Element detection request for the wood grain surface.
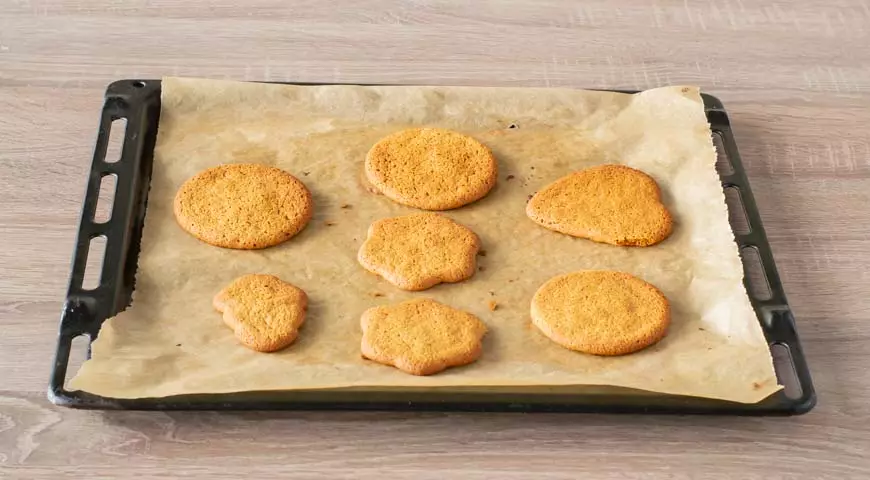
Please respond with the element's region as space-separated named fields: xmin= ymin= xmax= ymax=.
xmin=1 ymin=1 xmax=869 ymax=478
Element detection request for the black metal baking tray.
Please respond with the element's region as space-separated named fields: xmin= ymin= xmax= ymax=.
xmin=48 ymin=80 xmax=816 ymax=414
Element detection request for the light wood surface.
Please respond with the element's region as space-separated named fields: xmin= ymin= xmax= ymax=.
xmin=2 ymin=1 xmax=869 ymax=478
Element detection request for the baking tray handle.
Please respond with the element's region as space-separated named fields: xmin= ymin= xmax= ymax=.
xmin=703 ymin=95 xmax=816 ymax=414
xmin=49 ymin=80 xmax=161 ymax=402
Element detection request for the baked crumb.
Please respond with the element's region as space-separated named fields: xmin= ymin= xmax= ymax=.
xmin=487 ymin=300 xmax=498 ymax=311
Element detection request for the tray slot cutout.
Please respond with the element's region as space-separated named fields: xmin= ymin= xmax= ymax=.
xmin=104 ymin=118 xmax=127 ymax=164
xmin=771 ymin=343 xmax=803 ymax=399
xmin=740 ymin=246 xmax=772 ymax=301
xmin=724 ymin=186 xmax=751 ymax=235
xmin=93 ymin=173 xmax=117 ymax=223
xmin=82 ymin=235 xmax=107 ymax=290
xmin=63 ymin=334 xmax=91 ymax=388
xmin=712 ymin=132 xmax=734 ymax=176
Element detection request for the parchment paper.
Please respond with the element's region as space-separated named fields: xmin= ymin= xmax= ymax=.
xmin=71 ymin=77 xmax=779 ymax=403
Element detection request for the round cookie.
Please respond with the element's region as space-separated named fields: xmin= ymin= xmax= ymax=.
xmin=357 ymin=212 xmax=480 ymax=291
xmin=360 ymin=298 xmax=487 ymax=375
xmin=174 ymin=163 xmax=313 ymax=249
xmin=531 ymin=271 xmax=670 ymax=356
xmin=365 ymin=128 xmax=498 ymax=210
xmin=213 ymin=274 xmax=308 ymax=353
xmin=526 ymin=164 xmax=673 ymax=247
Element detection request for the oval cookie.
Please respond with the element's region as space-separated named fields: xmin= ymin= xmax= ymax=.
xmin=361 ymin=298 xmax=487 ymax=375
xmin=531 ymin=271 xmax=670 ymax=356
xmin=365 ymin=128 xmax=498 ymax=210
xmin=174 ymin=163 xmax=313 ymax=249
xmin=213 ymin=274 xmax=308 ymax=352
xmin=526 ymin=164 xmax=673 ymax=246
xmin=358 ymin=212 xmax=480 ymax=291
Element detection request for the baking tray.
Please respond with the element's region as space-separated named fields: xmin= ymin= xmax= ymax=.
xmin=48 ymin=80 xmax=816 ymax=414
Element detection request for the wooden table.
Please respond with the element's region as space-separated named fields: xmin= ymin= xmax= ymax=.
xmin=2 ymin=1 xmax=869 ymax=478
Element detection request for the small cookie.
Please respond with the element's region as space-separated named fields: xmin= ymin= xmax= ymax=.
xmin=531 ymin=271 xmax=670 ymax=356
xmin=358 ymin=212 xmax=480 ymax=291
xmin=527 ymin=164 xmax=673 ymax=246
xmin=360 ymin=298 xmax=487 ymax=375
xmin=213 ymin=274 xmax=308 ymax=352
xmin=174 ymin=163 xmax=313 ymax=249
xmin=365 ymin=128 xmax=498 ymax=210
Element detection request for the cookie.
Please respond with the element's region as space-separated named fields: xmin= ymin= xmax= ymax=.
xmin=365 ymin=128 xmax=498 ymax=210
xmin=360 ymin=298 xmax=487 ymax=375
xmin=531 ymin=271 xmax=670 ymax=356
xmin=213 ymin=274 xmax=308 ymax=352
xmin=358 ymin=212 xmax=480 ymax=291
xmin=526 ymin=164 xmax=673 ymax=246
xmin=174 ymin=163 xmax=313 ymax=249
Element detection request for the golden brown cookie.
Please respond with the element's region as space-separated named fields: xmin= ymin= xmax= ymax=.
xmin=526 ymin=164 xmax=673 ymax=246
xmin=358 ymin=212 xmax=480 ymax=291
xmin=365 ymin=128 xmax=498 ymax=210
xmin=360 ymin=298 xmax=487 ymax=375
xmin=213 ymin=274 xmax=308 ymax=352
xmin=174 ymin=163 xmax=313 ymax=249
xmin=531 ymin=271 xmax=670 ymax=356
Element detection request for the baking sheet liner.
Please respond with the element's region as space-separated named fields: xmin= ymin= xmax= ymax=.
xmin=71 ymin=78 xmax=779 ymax=403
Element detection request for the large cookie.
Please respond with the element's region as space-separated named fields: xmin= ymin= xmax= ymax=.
xmin=365 ymin=128 xmax=498 ymax=210
xmin=358 ymin=212 xmax=480 ymax=291
xmin=526 ymin=164 xmax=673 ymax=246
xmin=174 ymin=163 xmax=313 ymax=249
xmin=213 ymin=274 xmax=308 ymax=352
xmin=531 ymin=270 xmax=670 ymax=356
xmin=360 ymin=298 xmax=487 ymax=375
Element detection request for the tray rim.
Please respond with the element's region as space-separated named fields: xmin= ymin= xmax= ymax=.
xmin=48 ymin=79 xmax=817 ymax=415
